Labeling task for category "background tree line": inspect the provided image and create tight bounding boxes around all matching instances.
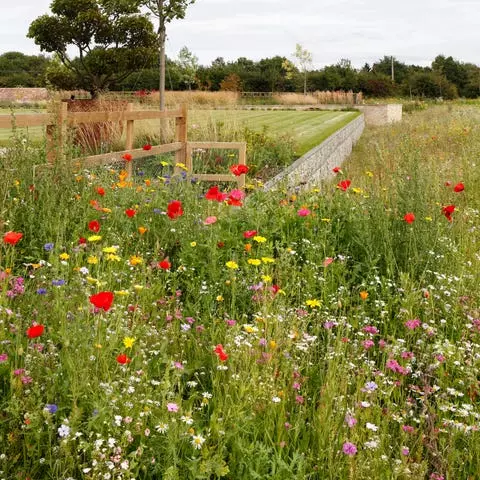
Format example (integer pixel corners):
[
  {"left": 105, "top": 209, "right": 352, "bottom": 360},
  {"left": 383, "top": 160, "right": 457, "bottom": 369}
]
[{"left": 1, "top": 50, "right": 479, "bottom": 99}]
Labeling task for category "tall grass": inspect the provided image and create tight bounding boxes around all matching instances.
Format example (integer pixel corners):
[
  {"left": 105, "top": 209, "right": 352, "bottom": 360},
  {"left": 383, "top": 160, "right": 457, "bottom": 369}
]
[{"left": 0, "top": 105, "right": 479, "bottom": 479}]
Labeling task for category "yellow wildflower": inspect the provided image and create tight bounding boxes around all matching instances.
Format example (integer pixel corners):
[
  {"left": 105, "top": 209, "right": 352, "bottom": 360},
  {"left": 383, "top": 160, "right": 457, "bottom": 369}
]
[
  {"left": 87, "top": 235, "right": 102, "bottom": 242},
  {"left": 226, "top": 261, "right": 239, "bottom": 270},
  {"left": 216, "top": 295, "right": 224, "bottom": 302},
  {"left": 248, "top": 259, "right": 261, "bottom": 266},
  {"left": 190, "top": 241, "right": 197, "bottom": 247},
  {"left": 129, "top": 255, "right": 143, "bottom": 266},
  {"left": 123, "top": 337, "right": 136, "bottom": 349},
  {"left": 102, "top": 246, "right": 119, "bottom": 253},
  {"left": 261, "top": 275, "right": 272, "bottom": 283},
  {"left": 87, "top": 256, "right": 98, "bottom": 265},
  {"left": 105, "top": 254, "right": 121, "bottom": 262},
  {"left": 261, "top": 257, "right": 275, "bottom": 264},
  {"left": 306, "top": 299, "right": 321, "bottom": 308},
  {"left": 59, "top": 253, "right": 70, "bottom": 260},
  {"left": 253, "top": 235, "right": 267, "bottom": 243},
  {"left": 115, "top": 290, "right": 129, "bottom": 296}
]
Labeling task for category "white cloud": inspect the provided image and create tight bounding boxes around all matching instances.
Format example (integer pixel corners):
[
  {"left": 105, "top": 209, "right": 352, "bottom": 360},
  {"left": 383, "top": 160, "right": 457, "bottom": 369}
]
[{"left": 1, "top": 0, "right": 479, "bottom": 68}]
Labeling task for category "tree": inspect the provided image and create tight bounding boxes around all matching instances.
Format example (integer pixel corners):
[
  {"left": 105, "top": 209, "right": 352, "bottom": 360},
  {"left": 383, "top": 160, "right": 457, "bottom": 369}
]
[
  {"left": 0, "top": 52, "right": 51, "bottom": 87},
  {"left": 219, "top": 73, "right": 242, "bottom": 92},
  {"left": 292, "top": 44, "right": 312, "bottom": 95},
  {"left": 372, "top": 56, "right": 409, "bottom": 84},
  {"left": 140, "top": 0, "right": 196, "bottom": 109},
  {"left": 177, "top": 46, "right": 198, "bottom": 90},
  {"left": 27, "top": 0, "right": 156, "bottom": 98}
]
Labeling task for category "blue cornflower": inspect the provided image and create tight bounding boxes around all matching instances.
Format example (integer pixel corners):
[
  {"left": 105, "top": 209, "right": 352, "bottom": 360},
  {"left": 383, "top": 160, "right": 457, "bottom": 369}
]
[{"left": 45, "top": 404, "right": 58, "bottom": 414}]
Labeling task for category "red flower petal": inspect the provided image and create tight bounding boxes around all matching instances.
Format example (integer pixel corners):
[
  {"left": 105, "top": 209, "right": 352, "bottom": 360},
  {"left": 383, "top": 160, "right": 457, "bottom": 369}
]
[
  {"left": 89, "top": 291, "right": 114, "bottom": 311},
  {"left": 3, "top": 231, "right": 23, "bottom": 245},
  {"left": 116, "top": 353, "right": 131, "bottom": 364},
  {"left": 26, "top": 324, "right": 44, "bottom": 339}
]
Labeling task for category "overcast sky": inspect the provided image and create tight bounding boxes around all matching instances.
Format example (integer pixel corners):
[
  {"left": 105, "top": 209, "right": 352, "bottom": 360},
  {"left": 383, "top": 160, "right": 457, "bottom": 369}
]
[{"left": 1, "top": 0, "right": 479, "bottom": 68}]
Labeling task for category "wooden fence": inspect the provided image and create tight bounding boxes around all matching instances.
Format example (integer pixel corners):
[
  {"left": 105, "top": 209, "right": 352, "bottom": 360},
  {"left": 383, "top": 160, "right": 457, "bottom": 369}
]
[{"left": 0, "top": 103, "right": 247, "bottom": 187}]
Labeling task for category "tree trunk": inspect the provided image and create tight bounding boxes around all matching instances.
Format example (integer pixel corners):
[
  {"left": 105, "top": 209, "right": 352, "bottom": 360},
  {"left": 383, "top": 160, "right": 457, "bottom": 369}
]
[
  {"left": 156, "top": 0, "right": 166, "bottom": 141},
  {"left": 157, "top": 0, "right": 166, "bottom": 112}
]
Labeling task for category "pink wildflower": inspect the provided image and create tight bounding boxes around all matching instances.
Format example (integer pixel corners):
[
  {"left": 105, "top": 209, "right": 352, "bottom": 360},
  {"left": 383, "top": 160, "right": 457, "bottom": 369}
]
[{"left": 342, "top": 442, "right": 357, "bottom": 456}]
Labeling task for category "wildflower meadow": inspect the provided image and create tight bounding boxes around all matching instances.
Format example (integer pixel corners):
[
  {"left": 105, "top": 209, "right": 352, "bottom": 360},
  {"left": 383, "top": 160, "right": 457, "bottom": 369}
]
[{"left": 1, "top": 104, "right": 480, "bottom": 479}]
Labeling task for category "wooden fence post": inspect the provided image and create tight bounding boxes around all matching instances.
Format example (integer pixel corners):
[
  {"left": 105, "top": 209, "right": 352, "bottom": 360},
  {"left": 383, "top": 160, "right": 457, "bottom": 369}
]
[
  {"left": 124, "top": 103, "right": 134, "bottom": 177},
  {"left": 174, "top": 104, "right": 188, "bottom": 174},
  {"left": 46, "top": 101, "right": 68, "bottom": 164},
  {"left": 238, "top": 142, "right": 247, "bottom": 188}
]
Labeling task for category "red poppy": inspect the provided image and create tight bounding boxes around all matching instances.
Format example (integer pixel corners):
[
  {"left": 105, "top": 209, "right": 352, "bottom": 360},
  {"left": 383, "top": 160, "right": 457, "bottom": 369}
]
[
  {"left": 453, "top": 182, "right": 464, "bottom": 193},
  {"left": 89, "top": 291, "right": 114, "bottom": 311},
  {"left": 158, "top": 259, "right": 171, "bottom": 270},
  {"left": 332, "top": 166, "right": 342, "bottom": 174},
  {"left": 122, "top": 153, "right": 133, "bottom": 162},
  {"left": 79, "top": 237, "right": 87, "bottom": 245},
  {"left": 88, "top": 220, "right": 101, "bottom": 232},
  {"left": 230, "top": 164, "right": 249, "bottom": 176},
  {"left": 214, "top": 344, "right": 228, "bottom": 362},
  {"left": 243, "top": 230, "right": 257, "bottom": 238},
  {"left": 403, "top": 213, "right": 415, "bottom": 224},
  {"left": 217, "top": 241, "right": 225, "bottom": 248},
  {"left": 3, "top": 231, "right": 23, "bottom": 245},
  {"left": 125, "top": 209, "right": 136, "bottom": 218},
  {"left": 337, "top": 180, "right": 351, "bottom": 191},
  {"left": 116, "top": 353, "right": 131, "bottom": 365},
  {"left": 26, "top": 324, "right": 44, "bottom": 339},
  {"left": 442, "top": 205, "right": 455, "bottom": 222},
  {"left": 205, "top": 186, "right": 227, "bottom": 202},
  {"left": 227, "top": 198, "right": 243, "bottom": 207},
  {"left": 444, "top": 181, "right": 452, "bottom": 187},
  {"left": 167, "top": 200, "right": 183, "bottom": 219},
  {"left": 96, "top": 187, "right": 105, "bottom": 196},
  {"left": 143, "top": 144, "right": 152, "bottom": 151}
]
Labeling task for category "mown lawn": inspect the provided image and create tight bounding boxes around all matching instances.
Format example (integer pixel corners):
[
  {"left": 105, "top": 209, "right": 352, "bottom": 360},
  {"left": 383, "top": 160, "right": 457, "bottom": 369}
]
[
  {"left": 0, "top": 107, "right": 359, "bottom": 157},
  {"left": 188, "top": 110, "right": 359, "bottom": 156}
]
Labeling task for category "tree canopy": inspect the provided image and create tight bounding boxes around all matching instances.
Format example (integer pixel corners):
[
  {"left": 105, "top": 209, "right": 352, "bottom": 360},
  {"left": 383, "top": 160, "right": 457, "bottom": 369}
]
[{"left": 27, "top": 0, "right": 157, "bottom": 97}]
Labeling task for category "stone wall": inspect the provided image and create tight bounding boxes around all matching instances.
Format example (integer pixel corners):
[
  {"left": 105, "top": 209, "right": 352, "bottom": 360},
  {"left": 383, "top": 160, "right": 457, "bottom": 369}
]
[
  {"left": 263, "top": 114, "right": 365, "bottom": 191},
  {"left": 0, "top": 88, "right": 49, "bottom": 103}
]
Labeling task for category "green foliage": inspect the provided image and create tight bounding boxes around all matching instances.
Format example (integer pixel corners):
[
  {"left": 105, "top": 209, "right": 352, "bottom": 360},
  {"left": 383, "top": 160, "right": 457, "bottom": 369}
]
[
  {"left": 27, "top": 0, "right": 157, "bottom": 97},
  {"left": 406, "top": 71, "right": 458, "bottom": 100},
  {"left": 177, "top": 46, "right": 199, "bottom": 90},
  {"left": 0, "top": 105, "right": 480, "bottom": 479},
  {"left": 0, "top": 52, "right": 51, "bottom": 88}
]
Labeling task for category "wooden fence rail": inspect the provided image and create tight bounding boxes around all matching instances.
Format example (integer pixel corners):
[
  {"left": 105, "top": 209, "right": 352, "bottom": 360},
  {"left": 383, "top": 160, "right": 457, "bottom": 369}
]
[{"left": 0, "top": 103, "right": 247, "bottom": 187}]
